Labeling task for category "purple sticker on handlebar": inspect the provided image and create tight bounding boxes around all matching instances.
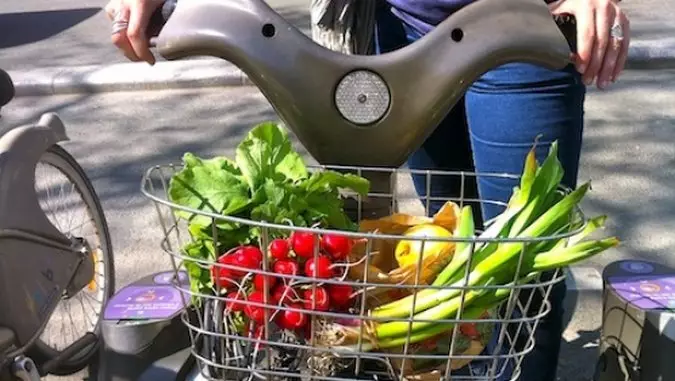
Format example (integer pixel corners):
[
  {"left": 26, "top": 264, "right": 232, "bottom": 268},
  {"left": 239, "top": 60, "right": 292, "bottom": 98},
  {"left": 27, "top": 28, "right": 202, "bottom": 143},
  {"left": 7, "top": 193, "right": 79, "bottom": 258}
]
[
  {"left": 609, "top": 275, "right": 675, "bottom": 310},
  {"left": 103, "top": 285, "right": 186, "bottom": 320},
  {"left": 153, "top": 271, "right": 189, "bottom": 285},
  {"left": 619, "top": 261, "right": 655, "bottom": 274}
]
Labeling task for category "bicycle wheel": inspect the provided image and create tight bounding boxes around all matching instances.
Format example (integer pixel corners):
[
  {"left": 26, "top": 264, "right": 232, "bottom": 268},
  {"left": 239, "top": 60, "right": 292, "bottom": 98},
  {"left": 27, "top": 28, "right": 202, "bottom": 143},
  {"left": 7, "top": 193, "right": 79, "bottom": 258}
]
[{"left": 27, "top": 144, "right": 115, "bottom": 376}]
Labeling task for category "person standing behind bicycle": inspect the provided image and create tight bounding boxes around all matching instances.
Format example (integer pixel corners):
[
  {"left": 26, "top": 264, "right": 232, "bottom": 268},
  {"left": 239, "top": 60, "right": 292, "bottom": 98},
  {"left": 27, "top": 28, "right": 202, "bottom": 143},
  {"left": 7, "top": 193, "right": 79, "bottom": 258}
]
[{"left": 103, "top": 0, "right": 630, "bottom": 380}]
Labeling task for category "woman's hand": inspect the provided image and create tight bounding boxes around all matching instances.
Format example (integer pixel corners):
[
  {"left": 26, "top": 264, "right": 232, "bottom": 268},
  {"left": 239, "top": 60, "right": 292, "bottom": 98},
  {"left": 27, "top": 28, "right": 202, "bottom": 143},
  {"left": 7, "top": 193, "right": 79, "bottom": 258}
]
[
  {"left": 549, "top": 0, "right": 630, "bottom": 89},
  {"left": 105, "top": 0, "right": 165, "bottom": 64}
]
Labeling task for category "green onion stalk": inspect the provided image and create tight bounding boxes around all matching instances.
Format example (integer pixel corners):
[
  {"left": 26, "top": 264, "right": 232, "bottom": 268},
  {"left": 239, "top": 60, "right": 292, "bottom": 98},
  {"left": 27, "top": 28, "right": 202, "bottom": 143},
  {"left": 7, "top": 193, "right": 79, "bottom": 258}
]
[
  {"left": 317, "top": 140, "right": 619, "bottom": 352},
  {"left": 322, "top": 232, "right": 618, "bottom": 351},
  {"left": 372, "top": 143, "right": 562, "bottom": 317},
  {"left": 371, "top": 182, "right": 591, "bottom": 321}
]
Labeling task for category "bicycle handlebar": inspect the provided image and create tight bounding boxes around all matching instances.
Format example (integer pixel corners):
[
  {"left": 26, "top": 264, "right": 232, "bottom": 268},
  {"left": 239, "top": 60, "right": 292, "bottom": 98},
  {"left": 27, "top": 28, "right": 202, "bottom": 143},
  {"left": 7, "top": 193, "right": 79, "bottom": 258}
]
[{"left": 149, "top": 0, "right": 574, "bottom": 168}]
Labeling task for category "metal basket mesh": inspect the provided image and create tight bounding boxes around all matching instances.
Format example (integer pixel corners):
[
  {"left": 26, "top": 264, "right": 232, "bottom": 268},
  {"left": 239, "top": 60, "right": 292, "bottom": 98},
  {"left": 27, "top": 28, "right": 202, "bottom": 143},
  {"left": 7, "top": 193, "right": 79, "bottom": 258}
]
[{"left": 141, "top": 164, "right": 581, "bottom": 381}]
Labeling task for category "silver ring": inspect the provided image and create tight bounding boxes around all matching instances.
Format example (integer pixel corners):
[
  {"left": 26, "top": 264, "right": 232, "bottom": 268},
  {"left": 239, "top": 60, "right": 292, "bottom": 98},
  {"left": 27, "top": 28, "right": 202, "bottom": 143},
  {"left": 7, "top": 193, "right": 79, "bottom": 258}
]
[
  {"left": 112, "top": 20, "right": 129, "bottom": 34},
  {"left": 610, "top": 23, "right": 624, "bottom": 41}
]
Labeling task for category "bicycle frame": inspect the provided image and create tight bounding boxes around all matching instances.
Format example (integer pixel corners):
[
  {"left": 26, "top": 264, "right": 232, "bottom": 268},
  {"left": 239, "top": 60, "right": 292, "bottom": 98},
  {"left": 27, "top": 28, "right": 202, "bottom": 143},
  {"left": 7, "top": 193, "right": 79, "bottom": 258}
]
[
  {"left": 0, "top": 113, "right": 96, "bottom": 378},
  {"left": 153, "top": 0, "right": 573, "bottom": 169}
]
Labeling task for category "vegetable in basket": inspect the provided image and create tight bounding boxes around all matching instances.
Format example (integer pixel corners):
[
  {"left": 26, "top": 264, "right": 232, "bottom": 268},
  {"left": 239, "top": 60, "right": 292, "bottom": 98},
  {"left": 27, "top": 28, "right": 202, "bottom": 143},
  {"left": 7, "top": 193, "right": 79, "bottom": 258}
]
[
  {"left": 164, "top": 123, "right": 620, "bottom": 380},
  {"left": 394, "top": 223, "right": 455, "bottom": 269},
  {"left": 167, "top": 121, "right": 371, "bottom": 301},
  {"left": 314, "top": 141, "right": 620, "bottom": 357}
]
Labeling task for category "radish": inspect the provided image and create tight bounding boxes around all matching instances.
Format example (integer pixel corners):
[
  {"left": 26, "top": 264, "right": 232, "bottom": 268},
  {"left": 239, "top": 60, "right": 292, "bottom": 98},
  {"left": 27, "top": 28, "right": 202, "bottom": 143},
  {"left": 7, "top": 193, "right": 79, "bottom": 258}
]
[
  {"left": 269, "top": 239, "right": 291, "bottom": 260},
  {"left": 321, "top": 234, "right": 353, "bottom": 260},
  {"left": 272, "top": 285, "right": 297, "bottom": 305},
  {"left": 211, "top": 254, "right": 247, "bottom": 289},
  {"left": 273, "top": 259, "right": 300, "bottom": 277},
  {"left": 253, "top": 273, "right": 278, "bottom": 291},
  {"left": 304, "top": 256, "right": 333, "bottom": 279},
  {"left": 244, "top": 291, "right": 268, "bottom": 323},
  {"left": 328, "top": 284, "right": 353, "bottom": 307},
  {"left": 303, "top": 287, "right": 330, "bottom": 311},
  {"left": 225, "top": 291, "right": 245, "bottom": 312},
  {"left": 277, "top": 303, "right": 307, "bottom": 330},
  {"left": 232, "top": 245, "right": 263, "bottom": 268},
  {"left": 290, "top": 231, "right": 318, "bottom": 259}
]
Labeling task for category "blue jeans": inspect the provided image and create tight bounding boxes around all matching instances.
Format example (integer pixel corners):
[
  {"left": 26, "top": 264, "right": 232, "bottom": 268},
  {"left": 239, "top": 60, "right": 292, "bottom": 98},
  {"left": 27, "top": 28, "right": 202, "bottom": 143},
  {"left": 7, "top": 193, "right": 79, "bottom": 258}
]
[{"left": 374, "top": 4, "right": 585, "bottom": 381}]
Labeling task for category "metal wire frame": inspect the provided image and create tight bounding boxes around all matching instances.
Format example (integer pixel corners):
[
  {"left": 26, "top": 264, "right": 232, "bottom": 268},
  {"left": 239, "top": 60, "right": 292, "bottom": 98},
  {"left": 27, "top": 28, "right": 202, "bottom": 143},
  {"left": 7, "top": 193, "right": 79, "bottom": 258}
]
[{"left": 141, "top": 163, "right": 587, "bottom": 381}]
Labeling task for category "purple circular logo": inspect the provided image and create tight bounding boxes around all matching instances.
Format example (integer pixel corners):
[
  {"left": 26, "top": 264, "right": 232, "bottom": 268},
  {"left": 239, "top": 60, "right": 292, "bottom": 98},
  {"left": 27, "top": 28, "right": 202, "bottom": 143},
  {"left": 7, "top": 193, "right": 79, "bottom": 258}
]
[
  {"left": 153, "top": 271, "right": 188, "bottom": 285},
  {"left": 130, "top": 287, "right": 175, "bottom": 303},
  {"left": 620, "top": 261, "right": 654, "bottom": 274}
]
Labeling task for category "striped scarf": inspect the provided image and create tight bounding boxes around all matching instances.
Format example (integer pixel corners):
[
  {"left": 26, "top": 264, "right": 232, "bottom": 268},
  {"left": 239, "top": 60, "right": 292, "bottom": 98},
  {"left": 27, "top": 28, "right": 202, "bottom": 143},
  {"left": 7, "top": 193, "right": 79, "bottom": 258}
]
[{"left": 309, "top": 0, "right": 378, "bottom": 55}]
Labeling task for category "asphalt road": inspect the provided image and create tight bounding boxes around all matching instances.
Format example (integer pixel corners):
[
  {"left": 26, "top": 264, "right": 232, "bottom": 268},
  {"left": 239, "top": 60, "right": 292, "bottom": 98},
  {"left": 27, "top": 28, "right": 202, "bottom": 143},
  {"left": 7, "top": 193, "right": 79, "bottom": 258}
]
[
  {"left": 0, "top": 0, "right": 312, "bottom": 70},
  {"left": 2, "top": 0, "right": 675, "bottom": 70},
  {"left": 2, "top": 68, "right": 675, "bottom": 380}
]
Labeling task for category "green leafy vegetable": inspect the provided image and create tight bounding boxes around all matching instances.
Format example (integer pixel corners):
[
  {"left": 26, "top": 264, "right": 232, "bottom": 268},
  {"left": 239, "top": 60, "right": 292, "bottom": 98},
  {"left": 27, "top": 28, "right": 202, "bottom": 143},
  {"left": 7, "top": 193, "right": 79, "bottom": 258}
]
[
  {"left": 169, "top": 153, "right": 251, "bottom": 227},
  {"left": 167, "top": 122, "right": 370, "bottom": 300},
  {"left": 235, "top": 121, "right": 308, "bottom": 190}
]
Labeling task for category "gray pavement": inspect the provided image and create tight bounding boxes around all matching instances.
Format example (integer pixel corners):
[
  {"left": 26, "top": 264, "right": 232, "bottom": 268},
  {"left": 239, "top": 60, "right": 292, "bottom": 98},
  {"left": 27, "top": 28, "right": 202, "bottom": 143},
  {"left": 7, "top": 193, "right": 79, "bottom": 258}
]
[
  {"left": 0, "top": 0, "right": 311, "bottom": 71},
  {"left": 2, "top": 0, "right": 675, "bottom": 71},
  {"left": 2, "top": 68, "right": 675, "bottom": 380}
]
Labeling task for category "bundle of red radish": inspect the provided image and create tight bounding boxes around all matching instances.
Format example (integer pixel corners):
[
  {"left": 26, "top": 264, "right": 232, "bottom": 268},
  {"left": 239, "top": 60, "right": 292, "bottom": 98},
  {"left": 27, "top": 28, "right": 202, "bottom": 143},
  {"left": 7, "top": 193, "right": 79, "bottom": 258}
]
[{"left": 211, "top": 231, "right": 358, "bottom": 336}]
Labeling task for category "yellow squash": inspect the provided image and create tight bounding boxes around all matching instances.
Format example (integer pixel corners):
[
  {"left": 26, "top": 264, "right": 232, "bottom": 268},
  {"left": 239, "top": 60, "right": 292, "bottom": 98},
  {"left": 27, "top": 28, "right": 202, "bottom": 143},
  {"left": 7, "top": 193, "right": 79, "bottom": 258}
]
[{"left": 395, "top": 224, "right": 454, "bottom": 269}]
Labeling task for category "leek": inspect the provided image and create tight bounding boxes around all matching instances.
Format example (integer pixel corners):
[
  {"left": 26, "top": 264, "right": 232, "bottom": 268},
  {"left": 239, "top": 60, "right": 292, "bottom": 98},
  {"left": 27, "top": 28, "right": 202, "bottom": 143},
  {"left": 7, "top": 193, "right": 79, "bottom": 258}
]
[
  {"left": 531, "top": 237, "right": 619, "bottom": 272},
  {"left": 371, "top": 182, "right": 590, "bottom": 319},
  {"left": 433, "top": 205, "right": 476, "bottom": 287},
  {"left": 375, "top": 278, "right": 493, "bottom": 339}
]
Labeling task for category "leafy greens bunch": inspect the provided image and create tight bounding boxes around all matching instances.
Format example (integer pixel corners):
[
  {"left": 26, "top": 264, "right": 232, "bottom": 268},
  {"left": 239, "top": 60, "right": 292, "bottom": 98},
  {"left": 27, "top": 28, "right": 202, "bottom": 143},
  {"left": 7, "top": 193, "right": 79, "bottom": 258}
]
[{"left": 167, "top": 122, "right": 370, "bottom": 297}]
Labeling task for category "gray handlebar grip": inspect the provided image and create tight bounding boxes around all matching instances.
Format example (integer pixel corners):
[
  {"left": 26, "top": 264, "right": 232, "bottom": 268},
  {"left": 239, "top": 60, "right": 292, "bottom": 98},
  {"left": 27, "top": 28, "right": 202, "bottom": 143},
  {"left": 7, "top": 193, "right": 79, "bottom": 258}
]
[{"left": 154, "top": 0, "right": 572, "bottom": 168}]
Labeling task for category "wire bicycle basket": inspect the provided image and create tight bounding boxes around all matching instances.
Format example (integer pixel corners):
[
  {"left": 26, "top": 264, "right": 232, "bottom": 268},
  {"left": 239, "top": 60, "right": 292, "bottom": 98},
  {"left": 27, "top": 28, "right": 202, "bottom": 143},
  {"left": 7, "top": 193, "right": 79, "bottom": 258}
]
[{"left": 139, "top": 123, "right": 616, "bottom": 381}]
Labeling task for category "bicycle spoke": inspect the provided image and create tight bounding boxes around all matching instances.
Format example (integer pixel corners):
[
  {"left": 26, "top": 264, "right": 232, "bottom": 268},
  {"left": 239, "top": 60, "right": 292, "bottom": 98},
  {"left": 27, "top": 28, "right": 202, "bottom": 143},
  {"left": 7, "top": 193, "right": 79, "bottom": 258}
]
[
  {"left": 33, "top": 148, "right": 111, "bottom": 367},
  {"left": 40, "top": 169, "right": 64, "bottom": 232}
]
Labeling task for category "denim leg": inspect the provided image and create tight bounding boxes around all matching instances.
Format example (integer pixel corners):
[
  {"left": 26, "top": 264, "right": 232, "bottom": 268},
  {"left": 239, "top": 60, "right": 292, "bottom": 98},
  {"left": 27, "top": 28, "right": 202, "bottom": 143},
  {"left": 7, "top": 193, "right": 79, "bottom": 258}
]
[
  {"left": 374, "top": 3, "right": 586, "bottom": 380},
  {"left": 462, "top": 62, "right": 585, "bottom": 381},
  {"left": 374, "top": 3, "right": 482, "bottom": 221},
  {"left": 466, "top": 63, "right": 586, "bottom": 221}
]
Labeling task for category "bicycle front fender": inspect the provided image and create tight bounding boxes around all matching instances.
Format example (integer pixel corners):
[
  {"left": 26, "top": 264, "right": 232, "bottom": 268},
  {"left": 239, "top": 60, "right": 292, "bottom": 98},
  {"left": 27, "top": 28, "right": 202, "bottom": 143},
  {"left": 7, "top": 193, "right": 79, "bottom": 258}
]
[{"left": 0, "top": 113, "right": 79, "bottom": 348}]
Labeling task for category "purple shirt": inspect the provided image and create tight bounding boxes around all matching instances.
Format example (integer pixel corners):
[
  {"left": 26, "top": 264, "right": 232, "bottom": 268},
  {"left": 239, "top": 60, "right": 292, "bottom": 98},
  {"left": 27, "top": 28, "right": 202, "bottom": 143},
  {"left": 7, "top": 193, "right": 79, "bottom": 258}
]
[
  {"left": 386, "top": 0, "right": 476, "bottom": 35},
  {"left": 387, "top": 0, "right": 556, "bottom": 35}
]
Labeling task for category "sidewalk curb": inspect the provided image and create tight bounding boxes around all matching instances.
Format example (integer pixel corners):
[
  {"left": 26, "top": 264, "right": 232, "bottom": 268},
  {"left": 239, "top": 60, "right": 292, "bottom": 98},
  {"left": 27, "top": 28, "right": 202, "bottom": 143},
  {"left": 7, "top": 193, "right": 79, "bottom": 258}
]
[
  {"left": 9, "top": 59, "right": 253, "bottom": 97},
  {"left": 625, "top": 39, "right": 675, "bottom": 70},
  {"left": 8, "top": 42, "right": 675, "bottom": 97}
]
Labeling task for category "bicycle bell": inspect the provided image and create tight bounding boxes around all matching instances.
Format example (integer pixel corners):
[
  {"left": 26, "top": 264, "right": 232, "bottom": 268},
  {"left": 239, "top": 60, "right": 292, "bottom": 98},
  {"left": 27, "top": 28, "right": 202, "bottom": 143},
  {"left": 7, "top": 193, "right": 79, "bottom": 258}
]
[{"left": 152, "top": 0, "right": 573, "bottom": 218}]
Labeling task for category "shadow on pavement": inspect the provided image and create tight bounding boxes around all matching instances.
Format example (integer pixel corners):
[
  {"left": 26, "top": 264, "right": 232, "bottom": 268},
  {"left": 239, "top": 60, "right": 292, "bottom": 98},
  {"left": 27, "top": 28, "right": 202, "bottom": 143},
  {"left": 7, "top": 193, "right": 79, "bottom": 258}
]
[
  {"left": 579, "top": 70, "right": 675, "bottom": 269},
  {"left": 0, "top": 87, "right": 281, "bottom": 213},
  {"left": 0, "top": 8, "right": 101, "bottom": 49},
  {"left": 558, "top": 329, "right": 601, "bottom": 381},
  {"left": 0, "top": 4, "right": 311, "bottom": 70}
]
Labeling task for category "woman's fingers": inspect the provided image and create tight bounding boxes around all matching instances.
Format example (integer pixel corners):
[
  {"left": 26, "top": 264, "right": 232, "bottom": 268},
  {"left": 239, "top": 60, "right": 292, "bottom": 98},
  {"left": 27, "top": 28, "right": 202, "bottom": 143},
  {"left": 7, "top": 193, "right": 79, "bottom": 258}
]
[
  {"left": 111, "top": 6, "right": 141, "bottom": 62},
  {"left": 611, "top": 14, "right": 631, "bottom": 82},
  {"left": 550, "top": 0, "right": 631, "bottom": 89},
  {"left": 126, "top": 0, "right": 158, "bottom": 64},
  {"left": 594, "top": 5, "right": 629, "bottom": 88},
  {"left": 572, "top": 5, "right": 596, "bottom": 76},
  {"left": 584, "top": 3, "right": 615, "bottom": 87},
  {"left": 106, "top": 0, "right": 163, "bottom": 64},
  {"left": 596, "top": 25, "right": 622, "bottom": 88}
]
